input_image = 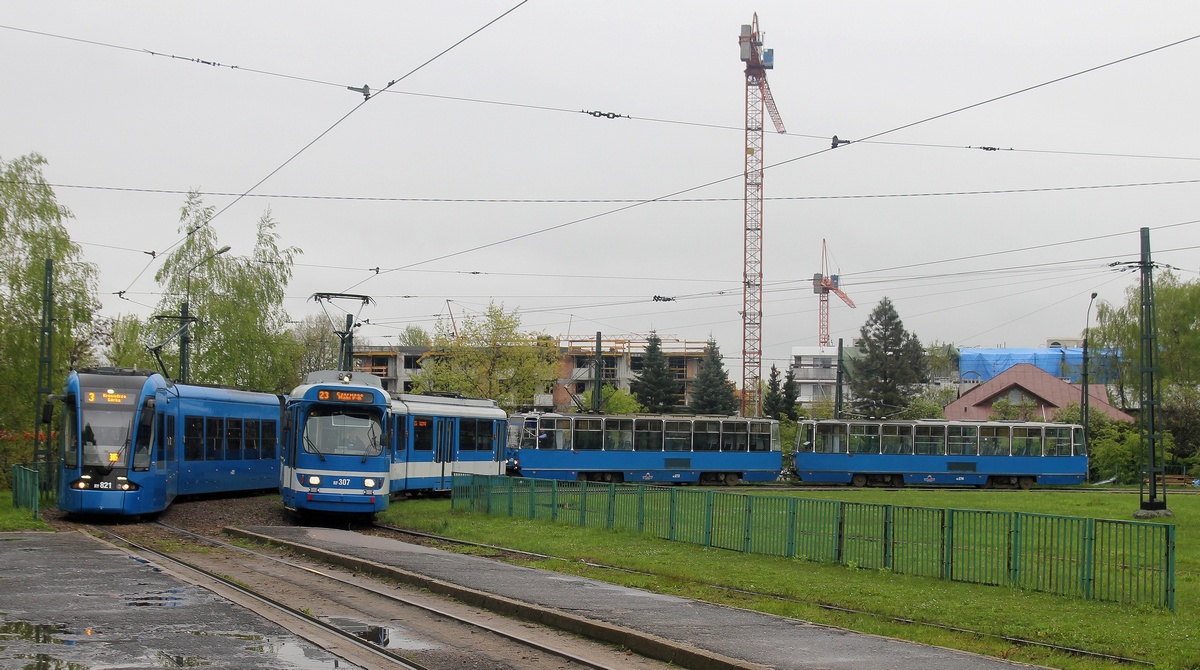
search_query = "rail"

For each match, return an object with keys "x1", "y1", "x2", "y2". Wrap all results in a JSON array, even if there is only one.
[{"x1": 452, "y1": 474, "x2": 1176, "y2": 610}]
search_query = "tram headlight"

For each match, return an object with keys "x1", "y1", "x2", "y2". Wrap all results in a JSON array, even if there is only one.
[
  {"x1": 76, "y1": 480, "x2": 89, "y2": 490},
  {"x1": 306, "y1": 475, "x2": 321, "y2": 487},
  {"x1": 363, "y1": 478, "x2": 377, "y2": 489}
]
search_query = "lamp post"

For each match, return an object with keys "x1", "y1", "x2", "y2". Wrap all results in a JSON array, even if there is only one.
[
  {"x1": 180, "y1": 245, "x2": 231, "y2": 383},
  {"x1": 1081, "y1": 292, "x2": 1098, "y2": 465}
]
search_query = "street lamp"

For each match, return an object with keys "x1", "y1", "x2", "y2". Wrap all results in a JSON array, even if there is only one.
[
  {"x1": 180, "y1": 245, "x2": 231, "y2": 383},
  {"x1": 1082, "y1": 292, "x2": 1098, "y2": 461}
]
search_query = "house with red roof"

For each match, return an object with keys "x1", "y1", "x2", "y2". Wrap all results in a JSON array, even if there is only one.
[{"x1": 944, "y1": 363, "x2": 1133, "y2": 422}]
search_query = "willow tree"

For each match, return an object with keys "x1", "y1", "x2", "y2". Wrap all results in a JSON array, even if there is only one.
[
  {"x1": 411, "y1": 301, "x2": 559, "y2": 412},
  {"x1": 0, "y1": 153, "x2": 98, "y2": 472},
  {"x1": 152, "y1": 192, "x2": 301, "y2": 392}
]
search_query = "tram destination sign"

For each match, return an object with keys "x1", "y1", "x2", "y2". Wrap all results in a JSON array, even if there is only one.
[{"x1": 317, "y1": 389, "x2": 372, "y2": 403}]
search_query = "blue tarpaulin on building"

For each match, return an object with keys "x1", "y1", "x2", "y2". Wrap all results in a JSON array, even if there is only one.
[{"x1": 959, "y1": 348, "x2": 1085, "y2": 383}]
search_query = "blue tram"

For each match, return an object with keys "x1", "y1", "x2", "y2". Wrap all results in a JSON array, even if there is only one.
[
  {"x1": 508, "y1": 412, "x2": 783, "y2": 485},
  {"x1": 280, "y1": 371, "x2": 391, "y2": 515},
  {"x1": 56, "y1": 368, "x2": 283, "y2": 517},
  {"x1": 793, "y1": 419, "x2": 1087, "y2": 488},
  {"x1": 389, "y1": 394, "x2": 507, "y2": 495}
]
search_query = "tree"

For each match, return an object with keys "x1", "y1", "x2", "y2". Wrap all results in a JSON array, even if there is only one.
[
  {"x1": 151, "y1": 192, "x2": 301, "y2": 392},
  {"x1": 0, "y1": 153, "x2": 98, "y2": 441},
  {"x1": 690, "y1": 339, "x2": 739, "y2": 415},
  {"x1": 850, "y1": 297, "x2": 927, "y2": 418},
  {"x1": 781, "y1": 366, "x2": 800, "y2": 420},
  {"x1": 289, "y1": 313, "x2": 340, "y2": 375},
  {"x1": 579, "y1": 385, "x2": 644, "y2": 414},
  {"x1": 630, "y1": 331, "x2": 676, "y2": 413},
  {"x1": 105, "y1": 314, "x2": 159, "y2": 369},
  {"x1": 762, "y1": 364, "x2": 784, "y2": 419},
  {"x1": 988, "y1": 396, "x2": 1038, "y2": 421},
  {"x1": 897, "y1": 386, "x2": 957, "y2": 420},
  {"x1": 926, "y1": 341, "x2": 960, "y2": 380},
  {"x1": 1162, "y1": 384, "x2": 1200, "y2": 466},
  {"x1": 398, "y1": 324, "x2": 431, "y2": 347},
  {"x1": 411, "y1": 301, "x2": 559, "y2": 412}
]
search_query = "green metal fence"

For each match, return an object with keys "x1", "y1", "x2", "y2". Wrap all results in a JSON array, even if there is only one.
[
  {"x1": 11, "y1": 464, "x2": 42, "y2": 520},
  {"x1": 452, "y1": 474, "x2": 1176, "y2": 610}
]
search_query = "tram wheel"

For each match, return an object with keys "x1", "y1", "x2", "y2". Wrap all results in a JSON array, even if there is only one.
[
  {"x1": 1018, "y1": 476, "x2": 1036, "y2": 490},
  {"x1": 851, "y1": 473, "x2": 867, "y2": 488}
]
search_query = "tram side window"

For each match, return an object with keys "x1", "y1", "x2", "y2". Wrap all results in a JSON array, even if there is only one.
[
  {"x1": 1073, "y1": 426, "x2": 1085, "y2": 456},
  {"x1": 814, "y1": 424, "x2": 846, "y2": 454},
  {"x1": 166, "y1": 414, "x2": 176, "y2": 462},
  {"x1": 459, "y1": 419, "x2": 478, "y2": 452},
  {"x1": 1012, "y1": 427, "x2": 1043, "y2": 456},
  {"x1": 539, "y1": 418, "x2": 572, "y2": 449},
  {"x1": 261, "y1": 420, "x2": 278, "y2": 460},
  {"x1": 184, "y1": 416, "x2": 204, "y2": 461},
  {"x1": 480, "y1": 420, "x2": 498, "y2": 455},
  {"x1": 244, "y1": 419, "x2": 261, "y2": 460},
  {"x1": 694, "y1": 421, "x2": 720, "y2": 451},
  {"x1": 133, "y1": 399, "x2": 154, "y2": 471},
  {"x1": 948, "y1": 426, "x2": 978, "y2": 456},
  {"x1": 226, "y1": 418, "x2": 244, "y2": 460},
  {"x1": 521, "y1": 419, "x2": 539, "y2": 449},
  {"x1": 749, "y1": 421, "x2": 773, "y2": 452},
  {"x1": 1046, "y1": 427, "x2": 1072, "y2": 456},
  {"x1": 849, "y1": 424, "x2": 881, "y2": 454},
  {"x1": 156, "y1": 412, "x2": 166, "y2": 466},
  {"x1": 722, "y1": 421, "x2": 749, "y2": 452},
  {"x1": 62, "y1": 402, "x2": 80, "y2": 469},
  {"x1": 634, "y1": 419, "x2": 664, "y2": 451},
  {"x1": 882, "y1": 424, "x2": 913, "y2": 454},
  {"x1": 575, "y1": 418, "x2": 602, "y2": 450},
  {"x1": 665, "y1": 421, "x2": 692, "y2": 451},
  {"x1": 205, "y1": 417, "x2": 224, "y2": 460},
  {"x1": 978, "y1": 426, "x2": 1009, "y2": 456},
  {"x1": 604, "y1": 419, "x2": 633, "y2": 451},
  {"x1": 914, "y1": 426, "x2": 945, "y2": 455},
  {"x1": 412, "y1": 417, "x2": 434, "y2": 451},
  {"x1": 794, "y1": 423, "x2": 813, "y2": 453}
]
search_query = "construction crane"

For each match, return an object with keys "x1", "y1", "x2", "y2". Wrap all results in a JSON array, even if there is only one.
[
  {"x1": 813, "y1": 239, "x2": 855, "y2": 347},
  {"x1": 739, "y1": 14, "x2": 786, "y2": 417}
]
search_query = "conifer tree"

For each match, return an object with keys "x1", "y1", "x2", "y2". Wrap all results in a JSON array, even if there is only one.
[
  {"x1": 762, "y1": 364, "x2": 784, "y2": 419},
  {"x1": 850, "y1": 297, "x2": 927, "y2": 417},
  {"x1": 782, "y1": 366, "x2": 801, "y2": 420},
  {"x1": 630, "y1": 331, "x2": 677, "y2": 412},
  {"x1": 690, "y1": 339, "x2": 739, "y2": 415}
]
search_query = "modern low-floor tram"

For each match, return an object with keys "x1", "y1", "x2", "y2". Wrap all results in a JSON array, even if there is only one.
[
  {"x1": 793, "y1": 418, "x2": 1088, "y2": 488},
  {"x1": 56, "y1": 367, "x2": 284, "y2": 517}
]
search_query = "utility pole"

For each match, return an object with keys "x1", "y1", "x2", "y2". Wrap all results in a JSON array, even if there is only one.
[
  {"x1": 34, "y1": 259, "x2": 54, "y2": 494},
  {"x1": 1135, "y1": 227, "x2": 1170, "y2": 517}
]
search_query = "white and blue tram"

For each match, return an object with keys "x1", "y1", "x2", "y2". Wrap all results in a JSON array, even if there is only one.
[
  {"x1": 56, "y1": 368, "x2": 283, "y2": 517},
  {"x1": 793, "y1": 418, "x2": 1088, "y2": 488},
  {"x1": 389, "y1": 394, "x2": 507, "y2": 495},
  {"x1": 508, "y1": 412, "x2": 783, "y2": 485},
  {"x1": 280, "y1": 371, "x2": 391, "y2": 515}
]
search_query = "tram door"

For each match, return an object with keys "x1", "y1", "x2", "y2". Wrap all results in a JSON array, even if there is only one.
[{"x1": 433, "y1": 417, "x2": 455, "y2": 490}]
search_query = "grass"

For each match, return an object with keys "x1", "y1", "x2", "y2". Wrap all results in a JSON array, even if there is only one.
[
  {"x1": 0, "y1": 495, "x2": 51, "y2": 531},
  {"x1": 378, "y1": 487, "x2": 1200, "y2": 670}
]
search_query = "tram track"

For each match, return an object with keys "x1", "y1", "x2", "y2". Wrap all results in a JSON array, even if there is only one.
[
  {"x1": 87, "y1": 521, "x2": 665, "y2": 670},
  {"x1": 372, "y1": 522, "x2": 1152, "y2": 667}
]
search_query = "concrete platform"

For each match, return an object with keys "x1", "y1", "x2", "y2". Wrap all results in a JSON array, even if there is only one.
[
  {"x1": 232, "y1": 526, "x2": 1041, "y2": 670},
  {"x1": 0, "y1": 531, "x2": 357, "y2": 669}
]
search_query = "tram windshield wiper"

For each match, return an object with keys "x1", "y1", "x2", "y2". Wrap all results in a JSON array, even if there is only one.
[{"x1": 304, "y1": 431, "x2": 326, "y2": 461}]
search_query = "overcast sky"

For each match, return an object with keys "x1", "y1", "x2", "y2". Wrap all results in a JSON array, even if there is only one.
[{"x1": 4, "y1": 2, "x2": 1199, "y2": 380}]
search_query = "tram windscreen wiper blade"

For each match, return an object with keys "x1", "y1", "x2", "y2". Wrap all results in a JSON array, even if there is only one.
[{"x1": 304, "y1": 432, "x2": 326, "y2": 461}]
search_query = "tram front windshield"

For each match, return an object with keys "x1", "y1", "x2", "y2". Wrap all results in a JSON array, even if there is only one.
[
  {"x1": 79, "y1": 406, "x2": 135, "y2": 468},
  {"x1": 303, "y1": 408, "x2": 383, "y2": 457}
]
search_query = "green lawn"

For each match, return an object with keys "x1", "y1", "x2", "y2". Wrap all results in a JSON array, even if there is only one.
[
  {"x1": 380, "y1": 487, "x2": 1199, "y2": 670},
  {"x1": 0, "y1": 495, "x2": 51, "y2": 531}
]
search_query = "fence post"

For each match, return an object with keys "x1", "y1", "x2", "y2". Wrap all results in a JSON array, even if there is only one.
[
  {"x1": 637, "y1": 485, "x2": 645, "y2": 534},
  {"x1": 607, "y1": 483, "x2": 616, "y2": 530},
  {"x1": 704, "y1": 491, "x2": 714, "y2": 548},
  {"x1": 579, "y1": 481, "x2": 588, "y2": 527},
  {"x1": 669, "y1": 488, "x2": 678, "y2": 542},
  {"x1": 506, "y1": 476, "x2": 515, "y2": 517},
  {"x1": 743, "y1": 494, "x2": 754, "y2": 554},
  {"x1": 1167, "y1": 523, "x2": 1177, "y2": 611},
  {"x1": 884, "y1": 505, "x2": 894, "y2": 571},
  {"x1": 834, "y1": 500, "x2": 845, "y2": 565},
  {"x1": 1010, "y1": 512, "x2": 1022, "y2": 587},
  {"x1": 1083, "y1": 517, "x2": 1095, "y2": 601},
  {"x1": 943, "y1": 508, "x2": 954, "y2": 581},
  {"x1": 551, "y1": 479, "x2": 559, "y2": 522},
  {"x1": 786, "y1": 497, "x2": 798, "y2": 559}
]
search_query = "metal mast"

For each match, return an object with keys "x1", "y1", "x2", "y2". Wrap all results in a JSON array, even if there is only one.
[{"x1": 739, "y1": 13, "x2": 785, "y2": 417}]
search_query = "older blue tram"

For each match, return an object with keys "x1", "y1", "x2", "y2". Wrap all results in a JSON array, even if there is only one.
[
  {"x1": 508, "y1": 412, "x2": 783, "y2": 485},
  {"x1": 793, "y1": 419, "x2": 1087, "y2": 488}
]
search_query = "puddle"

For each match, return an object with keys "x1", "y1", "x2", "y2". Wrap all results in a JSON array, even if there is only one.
[
  {"x1": 323, "y1": 616, "x2": 440, "y2": 651},
  {"x1": 10, "y1": 652, "x2": 89, "y2": 669},
  {"x1": 125, "y1": 589, "x2": 186, "y2": 607},
  {"x1": 0, "y1": 622, "x2": 71, "y2": 645},
  {"x1": 189, "y1": 631, "x2": 361, "y2": 669}
]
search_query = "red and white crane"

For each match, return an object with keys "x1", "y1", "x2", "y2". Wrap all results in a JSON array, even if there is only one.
[
  {"x1": 739, "y1": 14, "x2": 786, "y2": 417},
  {"x1": 813, "y1": 239, "x2": 855, "y2": 347}
]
